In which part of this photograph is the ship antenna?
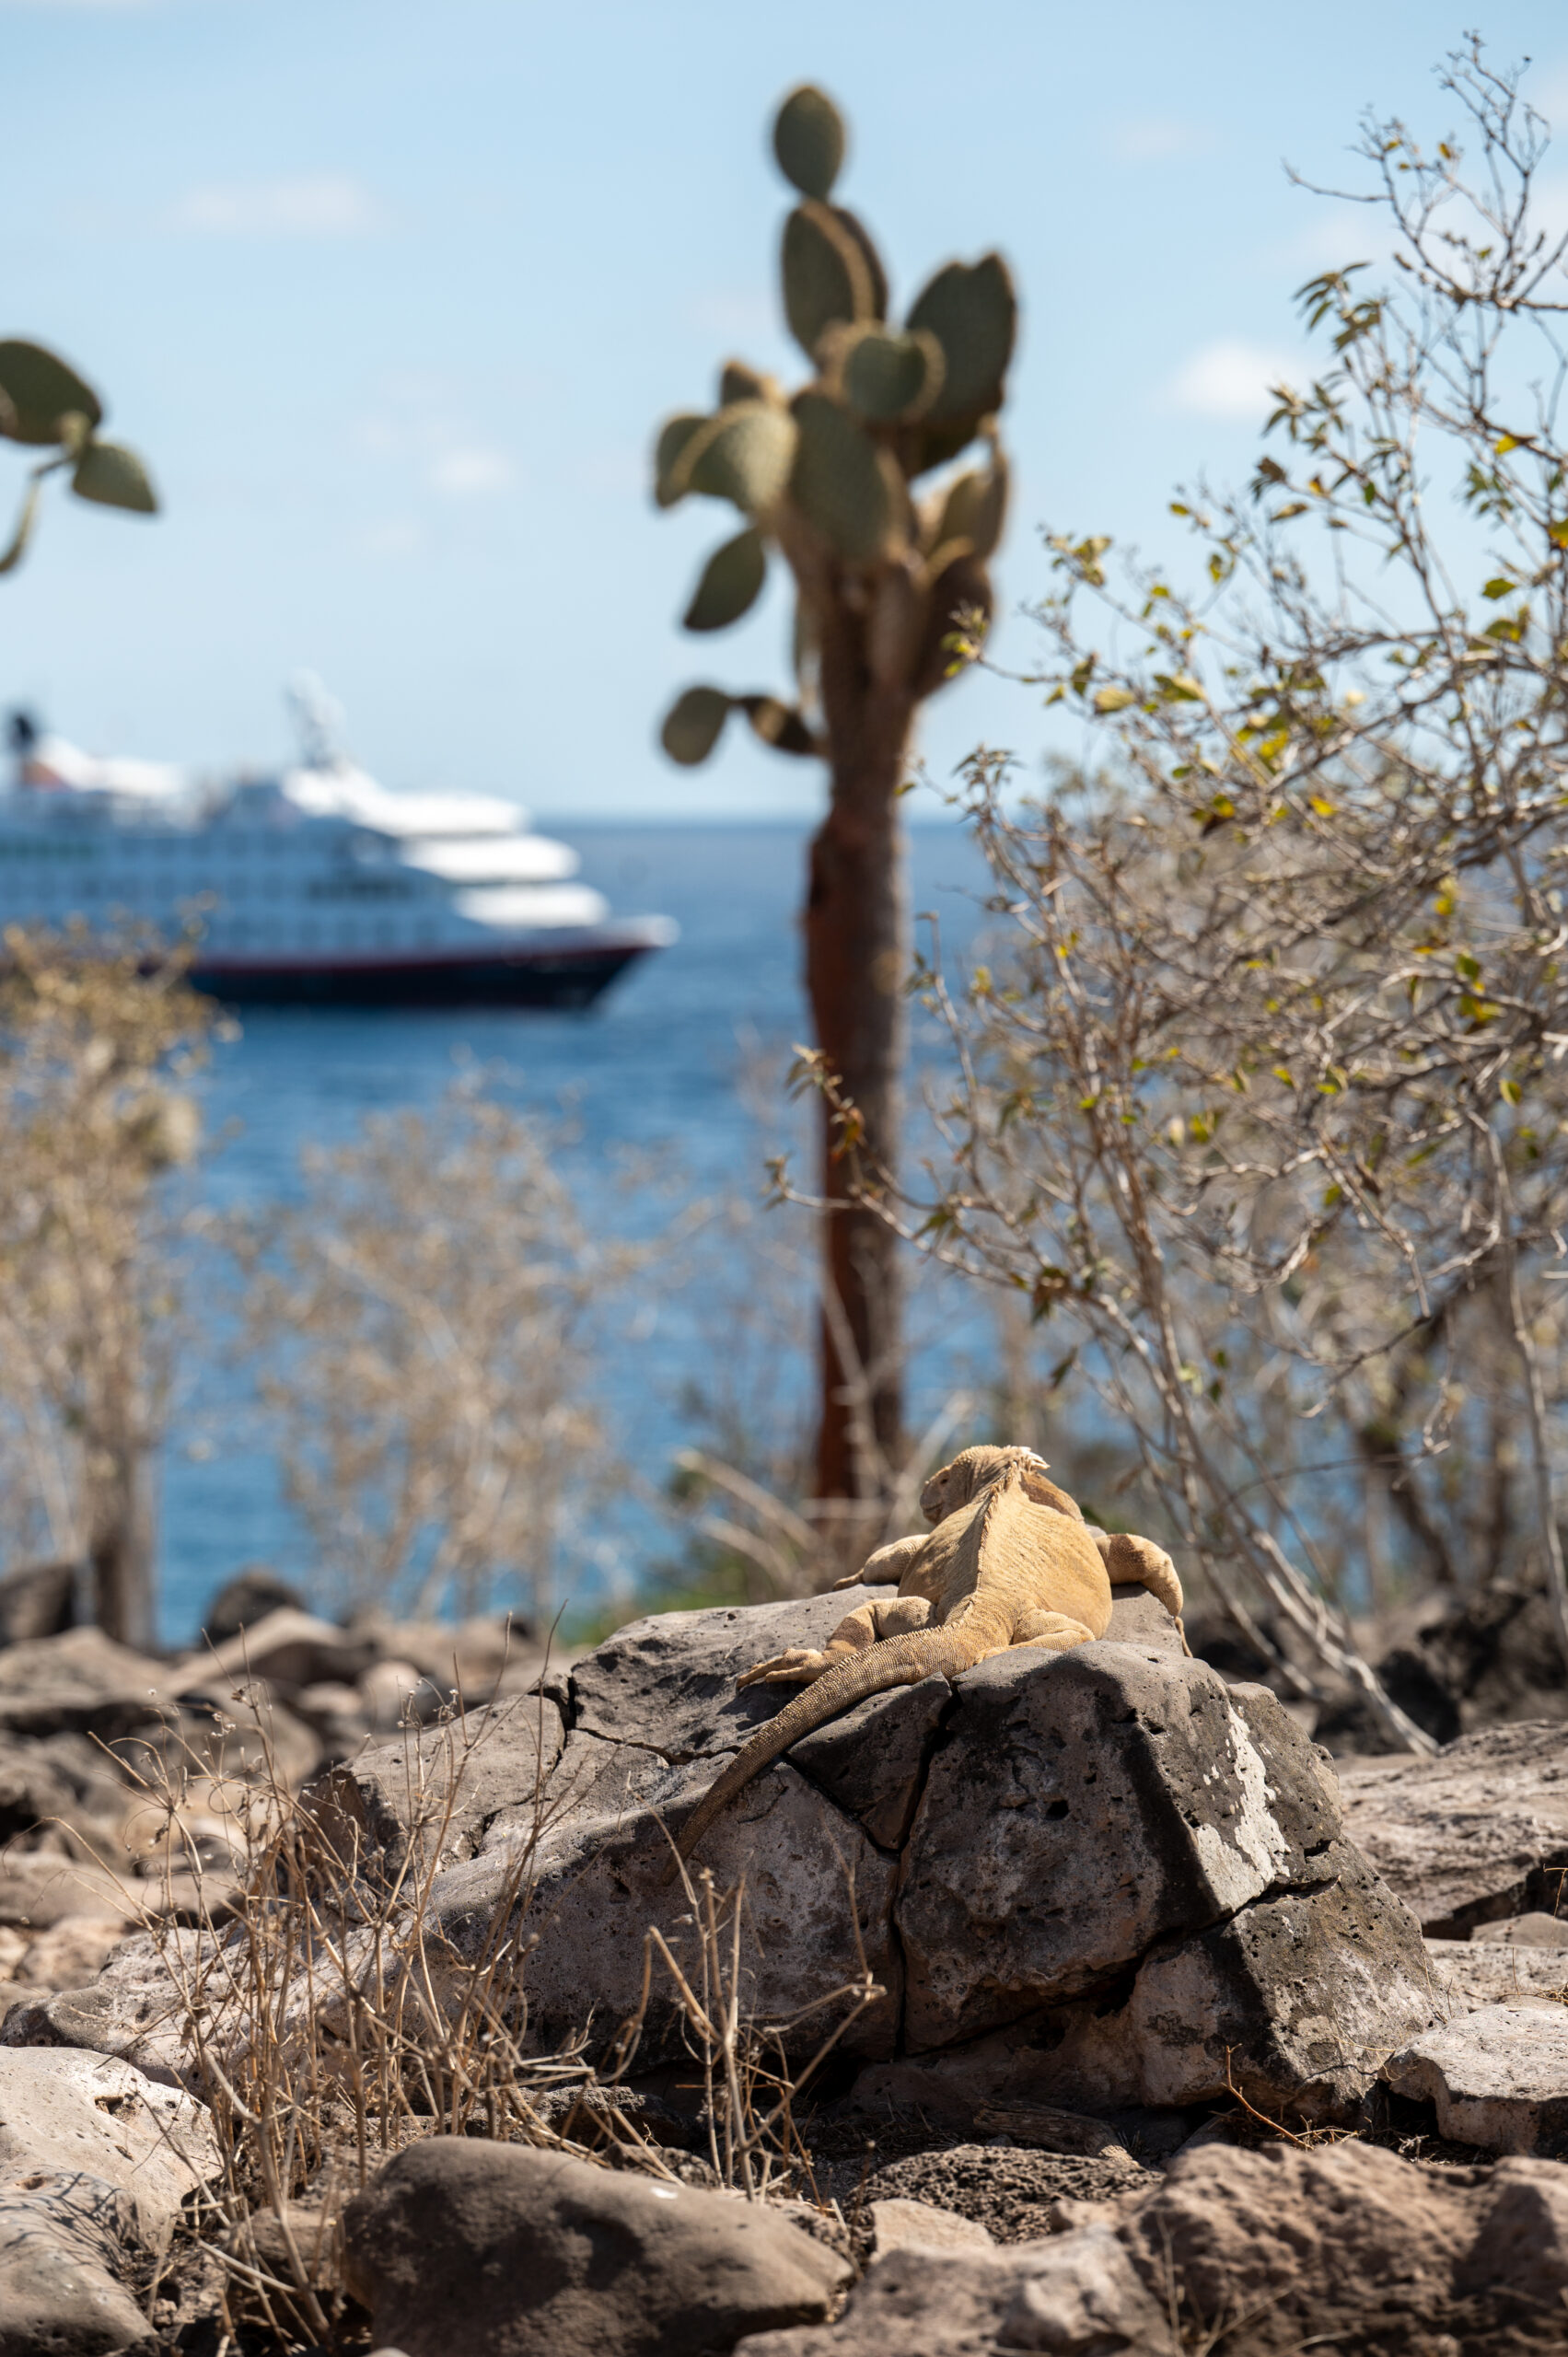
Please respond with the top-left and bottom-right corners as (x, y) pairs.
(286, 672), (351, 772)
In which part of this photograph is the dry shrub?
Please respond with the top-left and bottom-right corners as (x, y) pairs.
(116, 1676), (873, 2343)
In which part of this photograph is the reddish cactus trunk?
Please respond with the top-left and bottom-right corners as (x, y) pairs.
(806, 609), (912, 1502)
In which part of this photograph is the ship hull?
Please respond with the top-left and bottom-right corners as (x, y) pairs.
(189, 938), (657, 1011)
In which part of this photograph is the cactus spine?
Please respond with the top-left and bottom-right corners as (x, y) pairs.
(651, 86), (1016, 1508)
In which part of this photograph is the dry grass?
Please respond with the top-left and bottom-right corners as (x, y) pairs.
(110, 1671), (875, 2344)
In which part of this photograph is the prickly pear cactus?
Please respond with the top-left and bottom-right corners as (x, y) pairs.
(650, 82), (1017, 1507)
(653, 81), (1013, 768)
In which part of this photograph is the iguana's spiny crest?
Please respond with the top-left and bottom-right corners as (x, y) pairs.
(671, 1447), (1185, 1871)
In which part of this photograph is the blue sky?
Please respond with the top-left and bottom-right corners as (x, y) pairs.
(3, 1), (1566, 819)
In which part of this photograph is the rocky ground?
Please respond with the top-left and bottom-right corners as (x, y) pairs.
(0, 1556), (1564, 2352)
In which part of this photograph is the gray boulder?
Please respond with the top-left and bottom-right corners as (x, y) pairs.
(567, 1588), (891, 1761)
(1128, 1839), (1438, 2115)
(342, 2139), (851, 2357)
(0, 1628), (180, 1741)
(1337, 1719), (1568, 1934)
(1423, 1935), (1568, 2012)
(734, 2232), (1166, 2357)
(1472, 1909), (1568, 1948)
(2, 1932), (195, 2086)
(307, 1692), (566, 1879)
(436, 1746), (901, 2062)
(741, 2140), (1568, 2356)
(0, 2178), (157, 2355)
(198, 1564), (304, 1644)
(897, 1644), (1342, 2049)
(0, 2046), (216, 2245)
(1386, 2002), (1568, 2154)
(180, 1605), (377, 1693)
(1121, 2135), (1568, 2348)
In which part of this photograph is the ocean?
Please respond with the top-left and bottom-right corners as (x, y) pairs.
(157, 820), (996, 1643)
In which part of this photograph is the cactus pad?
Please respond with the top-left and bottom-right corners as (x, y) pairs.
(789, 391), (905, 566)
(654, 412), (710, 508)
(661, 685), (732, 765)
(772, 85), (845, 202)
(932, 442), (1009, 561)
(738, 694), (818, 756)
(683, 526), (768, 633)
(906, 253), (1016, 424)
(686, 401), (797, 516)
(834, 324), (945, 422)
(830, 207), (889, 320)
(70, 439), (157, 516)
(782, 203), (876, 361)
(0, 341), (103, 448)
(719, 359), (779, 408)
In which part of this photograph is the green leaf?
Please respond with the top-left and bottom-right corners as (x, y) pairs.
(660, 686), (731, 766)
(70, 437), (157, 515)
(0, 340), (103, 447)
(1093, 684), (1135, 713)
(682, 527), (767, 633)
(1481, 576), (1516, 599)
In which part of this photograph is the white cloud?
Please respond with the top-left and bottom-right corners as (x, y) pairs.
(429, 447), (515, 497)
(168, 174), (383, 238)
(1167, 339), (1300, 422)
(1107, 117), (1213, 165)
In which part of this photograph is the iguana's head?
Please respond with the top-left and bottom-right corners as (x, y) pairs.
(920, 1445), (1083, 1524)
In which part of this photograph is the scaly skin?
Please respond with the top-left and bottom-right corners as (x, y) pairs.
(672, 1445), (1186, 1871)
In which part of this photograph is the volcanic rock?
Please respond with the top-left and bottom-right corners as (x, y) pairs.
(342, 2139), (851, 2357)
(1386, 2002), (1568, 2154)
(1336, 1720), (1568, 1934)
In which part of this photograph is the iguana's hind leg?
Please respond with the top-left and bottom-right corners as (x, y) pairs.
(1011, 1608), (1098, 1652)
(1097, 1531), (1184, 1620)
(737, 1594), (933, 1688)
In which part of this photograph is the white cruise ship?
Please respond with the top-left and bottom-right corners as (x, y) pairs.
(0, 688), (675, 1009)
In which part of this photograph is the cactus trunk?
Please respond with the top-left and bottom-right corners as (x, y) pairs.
(806, 608), (912, 1504)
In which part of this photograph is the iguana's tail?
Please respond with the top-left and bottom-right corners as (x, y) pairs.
(668, 1622), (991, 1876)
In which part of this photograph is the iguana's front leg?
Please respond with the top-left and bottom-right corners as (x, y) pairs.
(829, 1532), (927, 1592)
(736, 1593), (934, 1687)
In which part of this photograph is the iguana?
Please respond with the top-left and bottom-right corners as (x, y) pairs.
(672, 1445), (1186, 1870)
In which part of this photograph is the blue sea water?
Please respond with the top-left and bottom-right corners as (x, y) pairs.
(157, 821), (993, 1643)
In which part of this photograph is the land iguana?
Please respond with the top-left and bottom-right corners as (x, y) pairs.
(672, 1445), (1186, 1870)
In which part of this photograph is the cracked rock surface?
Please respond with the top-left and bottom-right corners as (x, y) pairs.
(358, 1585), (1430, 2108)
(15, 1585), (1435, 2120)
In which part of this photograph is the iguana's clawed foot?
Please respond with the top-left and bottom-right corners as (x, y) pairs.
(736, 1646), (833, 1688)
